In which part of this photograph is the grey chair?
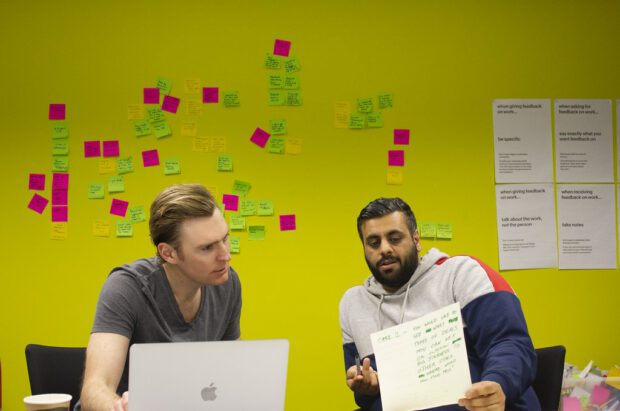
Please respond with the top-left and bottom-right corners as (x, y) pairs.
(533, 345), (566, 411)
(25, 344), (86, 410)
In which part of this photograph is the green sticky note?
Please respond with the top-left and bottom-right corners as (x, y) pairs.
(116, 220), (133, 237)
(88, 182), (105, 199)
(286, 91), (302, 106)
(153, 120), (172, 139)
(257, 200), (274, 216)
(52, 156), (69, 171)
(240, 200), (257, 216)
(164, 158), (181, 175)
(232, 180), (252, 197)
(222, 91), (240, 107)
(217, 154), (233, 172)
(349, 113), (365, 129)
(51, 122), (69, 139)
(52, 139), (69, 155)
(268, 91), (286, 106)
(367, 112), (384, 128)
(267, 137), (285, 154)
(147, 107), (165, 123)
(436, 222), (453, 239)
(128, 205), (146, 223)
(268, 74), (284, 89)
(230, 236), (241, 253)
(248, 225), (265, 240)
(269, 119), (287, 135)
(265, 53), (282, 69)
(284, 57), (301, 73)
(378, 92), (393, 109)
(418, 221), (437, 238)
(108, 175), (125, 193)
(357, 97), (373, 113)
(116, 157), (134, 175)
(229, 214), (246, 230)
(133, 120), (151, 137)
(283, 75), (300, 89)
(156, 77), (173, 95)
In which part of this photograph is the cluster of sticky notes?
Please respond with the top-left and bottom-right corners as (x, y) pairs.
(346, 93), (393, 129)
(418, 221), (453, 240)
(28, 171), (70, 232)
(386, 128), (410, 185)
(265, 39), (302, 106)
(50, 104), (69, 172)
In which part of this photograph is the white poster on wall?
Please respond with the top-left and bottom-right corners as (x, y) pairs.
(557, 184), (617, 269)
(493, 99), (553, 183)
(617, 101), (620, 181)
(495, 184), (557, 270)
(554, 99), (613, 182)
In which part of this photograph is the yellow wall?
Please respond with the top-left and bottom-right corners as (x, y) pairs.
(1, 1), (619, 409)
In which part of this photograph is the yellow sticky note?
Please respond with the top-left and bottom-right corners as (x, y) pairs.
(192, 136), (210, 152)
(257, 200), (274, 216)
(222, 91), (240, 107)
(285, 138), (302, 155)
(418, 221), (437, 238)
(127, 104), (145, 120)
(93, 220), (110, 237)
(133, 120), (151, 137)
(230, 236), (241, 253)
(217, 154), (233, 171)
(367, 112), (384, 128)
(270, 119), (287, 135)
(267, 137), (285, 154)
(164, 158), (181, 175)
(248, 225), (265, 240)
(378, 92), (393, 109)
(99, 158), (115, 174)
(153, 120), (172, 139)
(283, 75), (300, 89)
(108, 176), (125, 193)
(210, 136), (227, 153)
(436, 222), (453, 239)
(52, 156), (69, 171)
(349, 113), (365, 129)
(240, 200), (257, 216)
(88, 182), (105, 199)
(184, 78), (201, 94)
(232, 180), (252, 197)
(116, 157), (134, 175)
(268, 74), (284, 89)
(181, 121), (198, 137)
(52, 139), (69, 155)
(334, 101), (351, 129)
(51, 122), (69, 139)
(607, 368), (620, 389)
(286, 91), (302, 106)
(51, 222), (68, 240)
(357, 97), (373, 113)
(128, 206), (146, 223)
(283, 56), (301, 73)
(265, 53), (282, 69)
(116, 220), (133, 237)
(147, 107), (166, 123)
(185, 99), (202, 116)
(268, 91), (286, 106)
(230, 214), (246, 230)
(387, 168), (403, 185)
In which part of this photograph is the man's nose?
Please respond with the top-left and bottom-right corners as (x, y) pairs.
(379, 239), (393, 255)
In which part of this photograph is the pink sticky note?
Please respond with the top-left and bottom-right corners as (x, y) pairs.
(394, 129), (410, 145)
(203, 87), (219, 103)
(29, 173), (45, 190)
(279, 214), (296, 231)
(51, 189), (68, 206)
(222, 194), (239, 211)
(110, 198), (129, 217)
(162, 95), (180, 113)
(142, 149), (160, 167)
(52, 173), (69, 190)
(28, 193), (49, 214)
(49, 104), (66, 120)
(562, 397), (581, 411)
(51, 206), (68, 222)
(591, 385), (611, 405)
(388, 150), (405, 166)
(273, 39), (291, 57)
(250, 127), (271, 148)
(144, 88), (160, 104)
(84, 140), (101, 158)
(102, 140), (120, 157)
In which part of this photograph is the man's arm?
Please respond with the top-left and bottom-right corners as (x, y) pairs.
(80, 333), (130, 411)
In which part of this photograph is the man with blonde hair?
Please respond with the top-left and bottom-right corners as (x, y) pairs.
(79, 184), (241, 411)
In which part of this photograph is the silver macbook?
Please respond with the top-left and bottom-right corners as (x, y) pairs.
(129, 339), (289, 411)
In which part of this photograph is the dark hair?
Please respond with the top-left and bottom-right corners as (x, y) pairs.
(357, 197), (417, 239)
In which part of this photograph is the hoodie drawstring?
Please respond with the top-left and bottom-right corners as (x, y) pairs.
(399, 282), (412, 324)
(377, 294), (385, 329)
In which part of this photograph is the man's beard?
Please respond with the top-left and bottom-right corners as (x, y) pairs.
(366, 246), (419, 290)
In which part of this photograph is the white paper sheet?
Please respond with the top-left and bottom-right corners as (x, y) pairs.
(557, 184), (617, 269)
(370, 303), (471, 411)
(617, 101), (620, 182)
(554, 99), (613, 182)
(495, 184), (558, 270)
(493, 99), (553, 183)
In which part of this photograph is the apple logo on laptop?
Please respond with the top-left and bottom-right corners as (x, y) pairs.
(201, 382), (217, 401)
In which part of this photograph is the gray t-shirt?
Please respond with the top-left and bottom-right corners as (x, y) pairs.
(91, 257), (242, 395)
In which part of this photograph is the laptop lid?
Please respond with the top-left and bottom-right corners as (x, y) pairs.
(129, 339), (289, 411)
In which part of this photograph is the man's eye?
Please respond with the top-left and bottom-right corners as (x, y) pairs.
(367, 240), (380, 248)
(203, 245), (213, 251)
(389, 236), (402, 244)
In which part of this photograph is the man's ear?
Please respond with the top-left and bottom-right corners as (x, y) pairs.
(413, 230), (422, 251)
(158, 242), (177, 264)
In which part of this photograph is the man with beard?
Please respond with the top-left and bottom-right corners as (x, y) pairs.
(339, 198), (540, 411)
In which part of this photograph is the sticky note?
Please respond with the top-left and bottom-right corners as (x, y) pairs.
(84, 141), (101, 157)
(108, 176), (125, 193)
(49, 104), (66, 120)
(93, 220), (110, 237)
(52, 173), (69, 190)
(268, 91), (286, 106)
(28, 193), (48, 214)
(164, 158), (181, 175)
(161, 95), (180, 113)
(184, 78), (201, 94)
(29, 174), (45, 190)
(98, 158), (115, 174)
(285, 138), (302, 155)
(349, 113), (365, 129)
(270, 119), (287, 135)
(156, 77), (173, 95)
(394, 129), (410, 145)
(561, 397), (581, 411)
(230, 236), (240, 253)
(279, 214), (296, 231)
(419, 221), (437, 238)
(265, 53), (282, 69)
(232, 180), (252, 197)
(436, 222), (453, 239)
(334, 101), (351, 129)
(50, 222), (68, 240)
(378, 92), (393, 109)
(147, 107), (165, 123)
(128, 205), (146, 223)
(268, 74), (284, 89)
(51, 189), (68, 206)
(248, 225), (266, 240)
(357, 97), (373, 113)
(591, 385), (611, 405)
(273, 39), (291, 57)
(51, 122), (69, 139)
(222, 91), (240, 107)
(250, 127), (271, 148)
(388, 150), (404, 166)
(88, 183), (105, 199)
(210, 136), (227, 152)
(387, 168), (403, 185)
(133, 120), (151, 137)
(286, 91), (302, 105)
(144, 88), (160, 104)
(193, 136), (210, 152)
(283, 75), (300, 89)
(283, 57), (300, 73)
(267, 137), (285, 154)
(230, 214), (246, 230)
(152, 120), (172, 139)
(216, 154), (233, 171)
(103, 140), (120, 157)
(240, 199), (257, 216)
(116, 157), (134, 175)
(367, 112), (383, 128)
(52, 139), (69, 155)
(110, 198), (129, 217)
(257, 200), (274, 216)
(116, 220), (133, 237)
(203, 87), (219, 103)
(180, 121), (197, 137)
(142, 149), (160, 167)
(52, 156), (69, 172)
(127, 104), (144, 120)
(184, 99), (201, 116)
(222, 194), (239, 211)
(51, 206), (68, 222)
